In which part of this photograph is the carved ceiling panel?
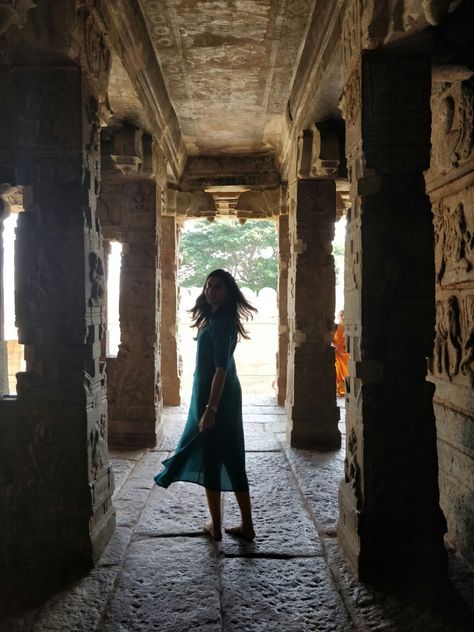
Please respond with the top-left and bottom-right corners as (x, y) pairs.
(138, 0), (314, 156)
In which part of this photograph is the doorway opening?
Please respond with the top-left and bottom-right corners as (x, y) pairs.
(106, 241), (123, 358)
(177, 218), (279, 398)
(1, 211), (25, 396)
(332, 214), (349, 404)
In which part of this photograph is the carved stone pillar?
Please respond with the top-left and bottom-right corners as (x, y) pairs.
(425, 71), (474, 568)
(286, 177), (341, 448)
(160, 214), (181, 405)
(98, 177), (161, 447)
(277, 214), (290, 405)
(0, 68), (115, 601)
(337, 51), (447, 580)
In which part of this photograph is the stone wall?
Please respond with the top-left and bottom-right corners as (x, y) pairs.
(426, 72), (474, 568)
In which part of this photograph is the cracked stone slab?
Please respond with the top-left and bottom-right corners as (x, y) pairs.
(244, 434), (281, 451)
(102, 538), (221, 632)
(265, 420), (287, 434)
(280, 445), (345, 531)
(110, 459), (136, 498)
(29, 565), (118, 632)
(221, 557), (352, 632)
(109, 449), (147, 461)
(135, 482), (209, 538)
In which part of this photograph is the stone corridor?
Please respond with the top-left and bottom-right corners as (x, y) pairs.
(3, 397), (474, 632)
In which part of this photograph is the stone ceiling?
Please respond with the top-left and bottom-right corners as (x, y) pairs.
(138, 0), (316, 157)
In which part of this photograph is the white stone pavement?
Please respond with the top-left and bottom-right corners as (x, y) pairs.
(3, 396), (474, 631)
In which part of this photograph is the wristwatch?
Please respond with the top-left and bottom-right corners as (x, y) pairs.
(206, 404), (218, 413)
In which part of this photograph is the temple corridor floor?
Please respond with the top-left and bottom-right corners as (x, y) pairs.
(3, 396), (474, 631)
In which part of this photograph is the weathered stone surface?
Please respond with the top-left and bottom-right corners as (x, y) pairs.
(141, 452), (322, 557)
(110, 458), (137, 497)
(339, 50), (447, 582)
(139, 1), (316, 157)
(281, 445), (345, 531)
(103, 539), (222, 632)
(286, 178), (341, 450)
(221, 557), (352, 632)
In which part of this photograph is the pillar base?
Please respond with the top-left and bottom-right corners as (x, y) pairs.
(338, 483), (448, 583)
(109, 417), (162, 448)
(287, 403), (341, 449)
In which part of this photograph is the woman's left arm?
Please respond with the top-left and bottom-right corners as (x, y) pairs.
(199, 367), (227, 432)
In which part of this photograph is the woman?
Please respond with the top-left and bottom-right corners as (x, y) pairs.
(154, 269), (257, 542)
(332, 310), (350, 397)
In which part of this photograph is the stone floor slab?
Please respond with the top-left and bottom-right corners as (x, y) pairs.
(135, 483), (209, 538)
(110, 458), (136, 498)
(221, 557), (352, 632)
(103, 538), (222, 632)
(280, 446), (345, 531)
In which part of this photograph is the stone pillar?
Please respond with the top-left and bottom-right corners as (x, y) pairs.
(337, 51), (447, 581)
(286, 177), (341, 448)
(277, 213), (290, 405)
(160, 214), (181, 405)
(0, 68), (115, 602)
(98, 177), (161, 447)
(425, 71), (474, 569)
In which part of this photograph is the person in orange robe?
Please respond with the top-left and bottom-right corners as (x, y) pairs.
(332, 310), (350, 397)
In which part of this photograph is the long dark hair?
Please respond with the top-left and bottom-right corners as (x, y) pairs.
(190, 269), (257, 339)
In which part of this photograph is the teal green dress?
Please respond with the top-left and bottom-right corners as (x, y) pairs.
(154, 311), (249, 492)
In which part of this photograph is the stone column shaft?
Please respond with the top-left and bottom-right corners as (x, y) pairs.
(0, 67), (115, 594)
(286, 178), (341, 448)
(98, 179), (161, 447)
(160, 215), (181, 406)
(338, 51), (447, 581)
(277, 214), (290, 406)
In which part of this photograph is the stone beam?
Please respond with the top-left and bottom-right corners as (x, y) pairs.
(97, 0), (186, 182)
(180, 154), (280, 191)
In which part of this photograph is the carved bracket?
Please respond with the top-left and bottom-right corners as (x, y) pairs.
(110, 125), (143, 176)
(297, 122), (340, 179)
(235, 187), (282, 217)
(166, 189), (217, 218)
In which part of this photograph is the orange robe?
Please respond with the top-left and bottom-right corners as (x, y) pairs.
(333, 324), (350, 397)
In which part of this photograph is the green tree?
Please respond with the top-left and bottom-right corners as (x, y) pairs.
(179, 219), (277, 292)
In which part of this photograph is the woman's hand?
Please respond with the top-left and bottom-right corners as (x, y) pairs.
(199, 408), (216, 433)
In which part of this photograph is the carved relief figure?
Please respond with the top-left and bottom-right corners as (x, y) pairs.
(433, 296), (462, 379)
(434, 200), (474, 284)
(88, 252), (105, 306)
(344, 428), (362, 509)
(431, 78), (474, 174)
(460, 296), (474, 385)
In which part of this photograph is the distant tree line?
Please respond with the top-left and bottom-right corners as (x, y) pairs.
(179, 220), (278, 293)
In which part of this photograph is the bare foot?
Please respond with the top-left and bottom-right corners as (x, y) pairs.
(225, 525), (255, 542)
(204, 522), (222, 541)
